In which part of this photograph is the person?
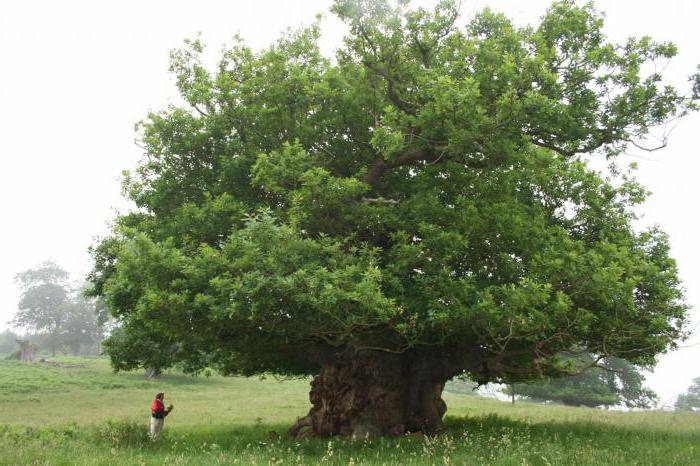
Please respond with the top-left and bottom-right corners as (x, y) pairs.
(149, 392), (173, 440)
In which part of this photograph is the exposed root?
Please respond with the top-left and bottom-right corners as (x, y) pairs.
(287, 415), (313, 438)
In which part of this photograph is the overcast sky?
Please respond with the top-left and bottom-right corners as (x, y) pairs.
(1, 0), (698, 406)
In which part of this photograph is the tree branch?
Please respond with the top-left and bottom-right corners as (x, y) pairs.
(362, 60), (415, 115)
(362, 196), (399, 205)
(529, 136), (577, 157)
(192, 103), (209, 117)
(362, 147), (438, 185)
(628, 139), (667, 152)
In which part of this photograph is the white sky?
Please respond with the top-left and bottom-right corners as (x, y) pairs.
(1, 0), (698, 406)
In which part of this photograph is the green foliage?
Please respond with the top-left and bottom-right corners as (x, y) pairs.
(510, 356), (658, 408)
(101, 326), (185, 374)
(90, 0), (695, 383)
(676, 377), (700, 411)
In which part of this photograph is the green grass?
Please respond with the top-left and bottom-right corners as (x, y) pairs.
(1, 357), (699, 465)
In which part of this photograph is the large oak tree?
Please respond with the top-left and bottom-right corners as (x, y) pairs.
(89, 0), (697, 436)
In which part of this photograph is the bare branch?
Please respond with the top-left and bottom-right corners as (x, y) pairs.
(529, 137), (577, 157)
(363, 61), (415, 115)
(362, 147), (437, 185)
(192, 103), (209, 117)
(628, 139), (668, 152)
(362, 196), (399, 205)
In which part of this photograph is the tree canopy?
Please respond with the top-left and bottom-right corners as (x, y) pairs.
(89, 0), (696, 435)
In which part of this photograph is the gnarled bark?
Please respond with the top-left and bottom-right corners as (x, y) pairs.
(289, 352), (453, 438)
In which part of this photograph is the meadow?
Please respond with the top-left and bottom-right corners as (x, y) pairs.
(1, 356), (699, 465)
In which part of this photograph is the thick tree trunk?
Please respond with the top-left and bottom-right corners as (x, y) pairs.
(289, 353), (452, 438)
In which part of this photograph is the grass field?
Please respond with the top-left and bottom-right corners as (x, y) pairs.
(1, 356), (699, 465)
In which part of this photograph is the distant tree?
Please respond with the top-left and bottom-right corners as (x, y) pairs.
(511, 356), (658, 408)
(12, 261), (70, 356)
(0, 330), (20, 353)
(12, 263), (106, 356)
(675, 378), (700, 411)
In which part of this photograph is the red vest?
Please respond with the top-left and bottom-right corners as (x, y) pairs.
(151, 399), (167, 418)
